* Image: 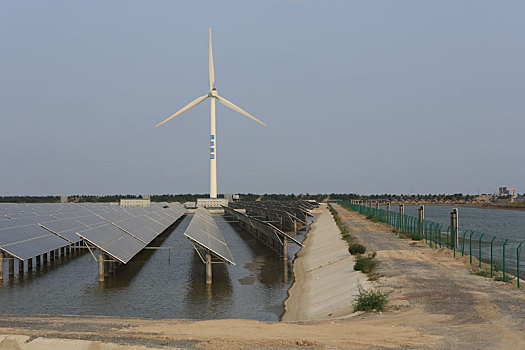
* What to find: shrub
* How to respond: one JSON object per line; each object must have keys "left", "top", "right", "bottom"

{"left": 354, "top": 252, "right": 377, "bottom": 273}
{"left": 348, "top": 243, "right": 366, "bottom": 255}
{"left": 494, "top": 273, "right": 514, "bottom": 282}
{"left": 474, "top": 269, "right": 491, "bottom": 277}
{"left": 353, "top": 285, "right": 389, "bottom": 312}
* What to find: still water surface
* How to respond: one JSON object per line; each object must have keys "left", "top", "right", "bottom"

{"left": 389, "top": 205, "right": 525, "bottom": 242}
{"left": 0, "top": 215, "right": 305, "bottom": 321}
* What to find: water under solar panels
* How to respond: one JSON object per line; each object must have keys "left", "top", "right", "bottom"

{"left": 184, "top": 207, "right": 235, "bottom": 265}
{"left": 0, "top": 224, "right": 70, "bottom": 260}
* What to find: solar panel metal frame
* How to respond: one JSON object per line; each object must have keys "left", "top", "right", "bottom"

{"left": 184, "top": 207, "right": 235, "bottom": 265}
{"left": 0, "top": 224, "right": 71, "bottom": 260}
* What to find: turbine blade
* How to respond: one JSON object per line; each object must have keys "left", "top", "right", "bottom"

{"left": 216, "top": 95, "right": 266, "bottom": 126}
{"left": 155, "top": 94, "right": 209, "bottom": 128}
{"left": 209, "top": 27, "right": 215, "bottom": 90}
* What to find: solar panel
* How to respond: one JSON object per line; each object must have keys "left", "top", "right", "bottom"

{"left": 0, "top": 216, "right": 56, "bottom": 230}
{"left": 77, "top": 224, "right": 145, "bottom": 264}
{"left": 0, "top": 202, "right": 186, "bottom": 264}
{"left": 39, "top": 218, "right": 89, "bottom": 243}
{"left": 184, "top": 207, "right": 235, "bottom": 265}
{"left": 0, "top": 224, "right": 70, "bottom": 260}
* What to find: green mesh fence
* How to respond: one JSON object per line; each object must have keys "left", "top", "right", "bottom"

{"left": 338, "top": 201, "right": 523, "bottom": 288}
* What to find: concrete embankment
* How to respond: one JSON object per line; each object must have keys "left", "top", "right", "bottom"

{"left": 282, "top": 203, "right": 370, "bottom": 321}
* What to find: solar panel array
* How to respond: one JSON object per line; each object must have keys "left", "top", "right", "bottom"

{"left": 0, "top": 203, "right": 186, "bottom": 263}
{"left": 78, "top": 203, "right": 186, "bottom": 263}
{"left": 184, "top": 207, "right": 235, "bottom": 265}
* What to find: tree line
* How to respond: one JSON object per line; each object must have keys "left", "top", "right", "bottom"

{"left": 0, "top": 193, "right": 485, "bottom": 203}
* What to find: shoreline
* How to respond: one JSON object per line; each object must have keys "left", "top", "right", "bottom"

{"left": 282, "top": 203, "right": 369, "bottom": 321}
{"left": 381, "top": 202, "right": 525, "bottom": 212}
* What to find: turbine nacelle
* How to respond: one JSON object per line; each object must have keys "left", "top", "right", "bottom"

{"left": 209, "top": 88, "right": 218, "bottom": 98}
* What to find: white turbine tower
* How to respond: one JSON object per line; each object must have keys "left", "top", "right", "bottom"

{"left": 155, "top": 28, "right": 265, "bottom": 199}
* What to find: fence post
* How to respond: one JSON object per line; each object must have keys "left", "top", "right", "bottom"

{"left": 490, "top": 236, "right": 496, "bottom": 277}
{"left": 503, "top": 239, "right": 509, "bottom": 282}
{"left": 450, "top": 209, "right": 458, "bottom": 257}
{"left": 478, "top": 233, "right": 485, "bottom": 269}
{"left": 399, "top": 204, "right": 404, "bottom": 232}
{"left": 418, "top": 206, "right": 424, "bottom": 240}
{"left": 386, "top": 202, "right": 391, "bottom": 225}
{"left": 469, "top": 231, "right": 475, "bottom": 263}
{"left": 517, "top": 242, "right": 522, "bottom": 289}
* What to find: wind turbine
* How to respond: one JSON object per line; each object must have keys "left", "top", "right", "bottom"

{"left": 155, "top": 28, "right": 266, "bottom": 199}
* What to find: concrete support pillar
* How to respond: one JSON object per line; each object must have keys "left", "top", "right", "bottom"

{"left": 50, "top": 250, "right": 55, "bottom": 262}
{"left": 283, "top": 238, "right": 288, "bottom": 262}
{"left": 43, "top": 252, "right": 48, "bottom": 263}
{"left": 9, "top": 257, "right": 14, "bottom": 277}
{"left": 18, "top": 259, "right": 24, "bottom": 275}
{"left": 98, "top": 250, "right": 104, "bottom": 282}
{"left": 60, "top": 247, "right": 65, "bottom": 257}
{"left": 399, "top": 204, "right": 405, "bottom": 231}
{"left": 386, "top": 202, "right": 391, "bottom": 224}
{"left": 293, "top": 220, "right": 297, "bottom": 235}
{"left": 450, "top": 208, "right": 458, "bottom": 251}
{"left": 27, "top": 258, "right": 32, "bottom": 271}
{"left": 36, "top": 255, "right": 41, "bottom": 267}
{"left": 205, "top": 252, "right": 212, "bottom": 285}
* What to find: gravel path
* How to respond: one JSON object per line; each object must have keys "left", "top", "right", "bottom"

{"left": 334, "top": 203, "right": 525, "bottom": 349}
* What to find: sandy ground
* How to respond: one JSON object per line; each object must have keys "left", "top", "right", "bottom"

{"left": 282, "top": 204, "right": 370, "bottom": 321}
{"left": 1, "top": 204, "right": 524, "bottom": 349}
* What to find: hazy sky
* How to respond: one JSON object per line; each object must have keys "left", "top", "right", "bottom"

{"left": 1, "top": 1, "right": 524, "bottom": 196}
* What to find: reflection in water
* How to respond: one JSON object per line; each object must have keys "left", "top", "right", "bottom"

{"left": 184, "top": 253, "right": 233, "bottom": 319}
{"left": 0, "top": 213, "right": 304, "bottom": 321}
{"left": 101, "top": 223, "right": 178, "bottom": 290}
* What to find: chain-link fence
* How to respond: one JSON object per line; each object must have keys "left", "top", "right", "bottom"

{"left": 338, "top": 201, "right": 523, "bottom": 288}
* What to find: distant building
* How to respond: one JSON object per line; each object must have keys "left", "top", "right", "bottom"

{"left": 196, "top": 198, "right": 228, "bottom": 208}
{"left": 120, "top": 199, "right": 151, "bottom": 207}
{"left": 143, "top": 194, "right": 151, "bottom": 200}
{"left": 499, "top": 187, "right": 516, "bottom": 196}
{"left": 183, "top": 202, "right": 197, "bottom": 209}
{"left": 60, "top": 195, "right": 68, "bottom": 203}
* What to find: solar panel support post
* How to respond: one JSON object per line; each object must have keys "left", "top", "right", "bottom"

{"left": 0, "top": 252, "right": 3, "bottom": 281}
{"left": 206, "top": 251, "right": 212, "bottom": 285}
{"left": 27, "top": 258, "right": 32, "bottom": 272}
{"left": 36, "top": 255, "right": 41, "bottom": 267}
{"left": 283, "top": 238, "right": 288, "bottom": 262}
{"left": 18, "top": 259, "right": 24, "bottom": 275}
{"left": 98, "top": 250, "right": 104, "bottom": 282}
{"left": 43, "top": 252, "right": 48, "bottom": 263}
{"left": 8, "top": 257, "right": 14, "bottom": 277}
{"left": 293, "top": 220, "right": 297, "bottom": 235}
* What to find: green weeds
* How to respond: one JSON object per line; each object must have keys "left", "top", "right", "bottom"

{"left": 353, "top": 285, "right": 389, "bottom": 312}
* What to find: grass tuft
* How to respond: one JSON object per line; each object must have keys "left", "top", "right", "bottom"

{"left": 348, "top": 243, "right": 366, "bottom": 255}
{"left": 353, "top": 285, "right": 389, "bottom": 312}
{"left": 354, "top": 252, "right": 377, "bottom": 273}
